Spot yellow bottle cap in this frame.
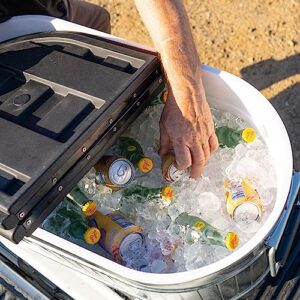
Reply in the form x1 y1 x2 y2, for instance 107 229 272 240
225 232 240 250
84 227 101 245
82 201 97 217
138 157 153 173
161 186 174 201
194 221 206 230
242 128 256 143
160 90 168 104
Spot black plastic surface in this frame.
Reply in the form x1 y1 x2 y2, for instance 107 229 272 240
0 31 163 241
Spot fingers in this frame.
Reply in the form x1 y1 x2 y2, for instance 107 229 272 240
209 133 219 153
159 125 172 157
173 144 192 170
190 143 206 178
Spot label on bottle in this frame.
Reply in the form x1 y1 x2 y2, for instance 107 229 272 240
127 145 136 152
194 221 206 230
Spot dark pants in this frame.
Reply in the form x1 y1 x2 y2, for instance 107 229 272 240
64 0 111 33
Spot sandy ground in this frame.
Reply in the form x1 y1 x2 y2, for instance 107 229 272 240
88 0 300 170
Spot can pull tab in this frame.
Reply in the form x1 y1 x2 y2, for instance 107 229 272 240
265 171 300 277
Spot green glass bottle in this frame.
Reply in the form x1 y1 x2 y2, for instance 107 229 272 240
175 212 239 250
122 184 174 203
47 205 101 245
119 185 174 216
117 137 153 173
148 89 168 106
215 126 256 148
66 186 97 217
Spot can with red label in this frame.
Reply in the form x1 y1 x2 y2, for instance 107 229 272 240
92 208 145 263
94 155 135 190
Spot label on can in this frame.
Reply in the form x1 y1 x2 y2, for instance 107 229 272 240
108 213 136 230
93 209 144 263
230 181 246 201
162 154 188 182
225 179 263 222
168 164 187 182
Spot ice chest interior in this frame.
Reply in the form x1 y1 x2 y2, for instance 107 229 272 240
0 30 294 299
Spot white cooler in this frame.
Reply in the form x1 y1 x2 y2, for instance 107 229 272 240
0 16 299 300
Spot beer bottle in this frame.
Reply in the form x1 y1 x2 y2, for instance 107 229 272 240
117 137 153 173
66 186 97 217
215 126 256 148
122 184 174 204
175 212 239 250
47 206 101 245
149 89 168 106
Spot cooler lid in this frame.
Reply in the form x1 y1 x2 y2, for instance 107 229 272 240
0 31 162 240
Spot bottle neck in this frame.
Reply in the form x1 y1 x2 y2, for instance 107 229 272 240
67 187 89 208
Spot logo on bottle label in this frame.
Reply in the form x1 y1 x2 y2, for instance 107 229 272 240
127 145 136 152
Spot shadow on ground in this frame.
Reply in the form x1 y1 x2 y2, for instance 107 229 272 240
240 54 300 171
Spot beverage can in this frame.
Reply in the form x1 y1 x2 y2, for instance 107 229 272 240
225 179 263 222
95 155 135 190
161 154 188 182
92 209 145 263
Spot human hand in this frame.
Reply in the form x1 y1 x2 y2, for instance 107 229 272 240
159 81 219 178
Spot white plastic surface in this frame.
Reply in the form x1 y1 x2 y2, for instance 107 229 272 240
0 15 153 51
0 15 293 291
0 238 123 300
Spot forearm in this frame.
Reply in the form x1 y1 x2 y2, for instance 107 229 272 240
134 0 203 105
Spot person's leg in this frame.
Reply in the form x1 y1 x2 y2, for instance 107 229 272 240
63 0 111 33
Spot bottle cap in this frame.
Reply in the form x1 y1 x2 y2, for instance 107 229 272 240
84 227 101 245
161 186 174 201
160 90 168 104
138 157 153 173
82 201 97 217
225 232 240 250
242 128 256 143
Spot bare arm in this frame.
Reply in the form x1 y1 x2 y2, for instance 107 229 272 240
135 0 218 177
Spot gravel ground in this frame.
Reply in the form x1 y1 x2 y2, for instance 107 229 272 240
89 0 300 169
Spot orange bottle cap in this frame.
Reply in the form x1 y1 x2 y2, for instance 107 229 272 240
84 227 101 245
242 128 256 143
161 186 174 201
138 157 153 173
82 201 97 217
225 232 240 250
160 90 168 104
